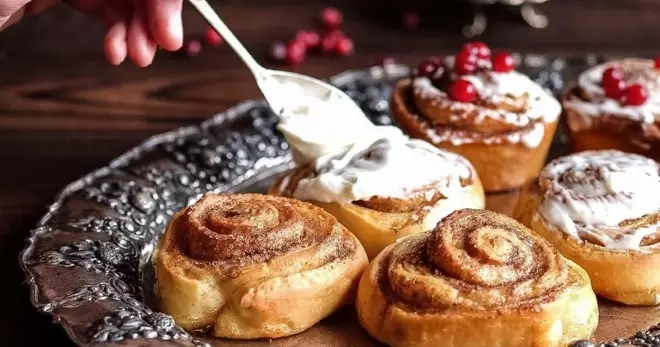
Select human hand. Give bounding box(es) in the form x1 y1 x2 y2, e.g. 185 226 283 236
0 0 184 67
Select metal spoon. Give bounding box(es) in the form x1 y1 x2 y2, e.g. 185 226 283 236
187 0 366 123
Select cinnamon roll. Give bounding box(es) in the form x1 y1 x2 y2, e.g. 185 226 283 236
269 128 485 259
154 194 368 339
357 209 598 347
563 58 660 161
515 150 660 305
391 44 561 192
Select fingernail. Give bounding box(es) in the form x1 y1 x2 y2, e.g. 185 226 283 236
171 16 183 47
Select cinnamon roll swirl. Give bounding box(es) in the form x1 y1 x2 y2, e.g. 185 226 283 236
515 150 660 305
563 58 660 161
356 209 598 347
391 49 561 192
154 194 368 338
269 130 485 259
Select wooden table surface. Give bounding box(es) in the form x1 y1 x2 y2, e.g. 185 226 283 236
2 0 660 345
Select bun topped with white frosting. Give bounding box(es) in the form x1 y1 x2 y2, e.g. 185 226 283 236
293 128 474 204
515 150 660 305
563 58 660 161
411 67 560 148
392 42 561 192
270 128 485 259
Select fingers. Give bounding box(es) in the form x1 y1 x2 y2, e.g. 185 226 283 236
0 8 24 30
68 0 175 67
0 0 53 29
104 21 128 65
126 0 157 67
0 0 31 17
146 0 182 51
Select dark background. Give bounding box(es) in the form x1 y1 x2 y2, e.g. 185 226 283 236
1 0 659 345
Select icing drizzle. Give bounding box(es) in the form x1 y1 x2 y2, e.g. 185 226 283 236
412 68 560 148
538 150 660 250
292 128 475 204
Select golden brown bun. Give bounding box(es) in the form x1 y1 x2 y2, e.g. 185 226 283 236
155 193 368 339
514 152 660 305
562 59 660 161
357 209 598 347
269 165 485 259
391 79 558 192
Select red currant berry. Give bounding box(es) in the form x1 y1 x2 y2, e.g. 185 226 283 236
603 79 625 99
182 39 202 57
320 30 344 55
621 84 648 106
296 30 321 49
655 57 660 69
454 50 477 75
335 37 354 56
462 41 490 60
268 41 287 62
428 56 444 67
376 55 396 66
492 52 516 73
602 66 624 88
321 7 343 29
402 10 420 30
204 28 223 47
449 79 477 103
286 41 306 65
414 60 439 78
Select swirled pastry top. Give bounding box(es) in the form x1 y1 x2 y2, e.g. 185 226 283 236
379 209 579 311
537 150 660 250
564 58 660 124
175 194 355 265
411 67 561 148
291 128 476 204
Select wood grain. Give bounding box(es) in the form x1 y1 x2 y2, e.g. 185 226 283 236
2 1 660 346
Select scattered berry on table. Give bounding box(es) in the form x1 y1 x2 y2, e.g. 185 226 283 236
204 27 224 47
269 41 288 62
182 39 202 57
402 10 420 30
321 7 343 29
286 40 307 65
335 37 354 56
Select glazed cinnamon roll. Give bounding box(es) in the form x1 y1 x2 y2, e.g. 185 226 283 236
155 194 368 339
563 58 660 161
357 209 598 347
269 128 485 259
515 150 660 305
391 44 561 192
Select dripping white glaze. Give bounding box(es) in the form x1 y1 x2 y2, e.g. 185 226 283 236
564 58 660 125
292 130 475 204
538 150 660 250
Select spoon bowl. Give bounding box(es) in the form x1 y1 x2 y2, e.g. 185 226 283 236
188 0 375 163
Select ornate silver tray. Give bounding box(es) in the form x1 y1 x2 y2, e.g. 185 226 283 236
20 55 660 347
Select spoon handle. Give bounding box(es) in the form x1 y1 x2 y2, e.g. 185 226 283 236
188 0 265 76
